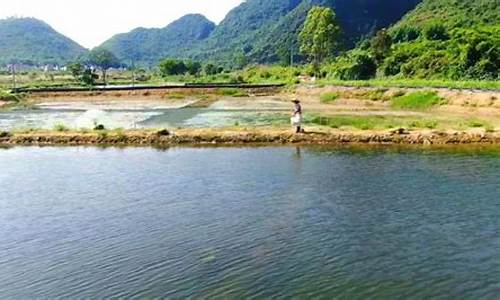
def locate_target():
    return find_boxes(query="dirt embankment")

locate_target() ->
[23,86,283,102]
[1,129,499,146]
[295,85,500,112]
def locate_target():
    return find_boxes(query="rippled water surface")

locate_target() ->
[1,146,499,298]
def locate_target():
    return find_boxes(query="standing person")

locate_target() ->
[291,99,303,133]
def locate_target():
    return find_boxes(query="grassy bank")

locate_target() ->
[1,128,499,146]
[317,79,500,90]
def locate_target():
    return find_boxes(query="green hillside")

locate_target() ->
[191,0,422,64]
[100,14,216,66]
[0,17,87,65]
[249,0,422,63]
[329,0,499,80]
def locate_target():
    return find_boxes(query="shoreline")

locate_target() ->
[1,128,499,146]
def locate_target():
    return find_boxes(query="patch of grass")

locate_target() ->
[359,89,389,101]
[320,92,340,103]
[409,120,438,129]
[53,124,69,132]
[311,115,378,130]
[311,114,442,130]
[466,119,492,129]
[216,88,249,97]
[392,91,443,110]
[165,92,186,99]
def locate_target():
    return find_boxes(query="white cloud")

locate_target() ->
[0,0,243,48]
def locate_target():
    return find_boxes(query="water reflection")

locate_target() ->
[0,146,499,298]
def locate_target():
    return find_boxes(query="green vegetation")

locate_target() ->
[310,115,443,130]
[326,0,499,81]
[299,7,340,70]
[391,91,443,110]
[310,114,496,131]
[320,92,340,103]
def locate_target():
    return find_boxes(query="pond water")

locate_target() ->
[1,146,499,298]
[0,98,289,130]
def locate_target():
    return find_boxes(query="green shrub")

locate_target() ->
[392,91,443,110]
[392,26,422,43]
[320,92,340,103]
[332,50,377,80]
[423,23,449,41]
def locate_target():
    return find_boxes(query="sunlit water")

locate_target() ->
[0,146,499,298]
[0,98,289,130]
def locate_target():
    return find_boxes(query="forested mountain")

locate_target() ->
[99,0,422,65]
[0,18,87,65]
[100,14,216,66]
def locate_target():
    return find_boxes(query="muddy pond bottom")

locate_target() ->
[1,146,499,298]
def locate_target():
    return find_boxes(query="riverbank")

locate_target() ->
[1,128,499,146]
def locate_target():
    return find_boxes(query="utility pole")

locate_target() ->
[11,63,17,90]
[131,59,135,87]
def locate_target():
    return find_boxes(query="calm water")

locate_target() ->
[1,146,499,299]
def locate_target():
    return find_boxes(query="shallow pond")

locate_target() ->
[0,146,499,298]
[0,98,290,130]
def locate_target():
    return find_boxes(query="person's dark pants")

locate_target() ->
[296,126,301,133]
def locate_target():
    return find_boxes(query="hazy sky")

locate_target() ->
[1,0,244,49]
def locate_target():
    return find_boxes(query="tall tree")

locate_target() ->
[67,62,84,82]
[299,6,341,71]
[88,48,120,85]
[371,28,393,63]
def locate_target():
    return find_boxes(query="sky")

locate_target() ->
[0,0,244,49]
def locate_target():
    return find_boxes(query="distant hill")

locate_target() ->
[193,0,303,62]
[0,17,87,66]
[100,14,216,66]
